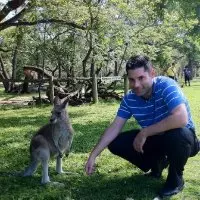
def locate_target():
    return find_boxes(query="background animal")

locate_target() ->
[23,96,74,184]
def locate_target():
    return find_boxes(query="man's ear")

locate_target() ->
[150,67,156,77]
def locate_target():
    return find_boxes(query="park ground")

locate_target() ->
[0,79,200,200]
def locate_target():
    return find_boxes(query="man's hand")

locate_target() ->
[85,156,96,175]
[133,130,147,153]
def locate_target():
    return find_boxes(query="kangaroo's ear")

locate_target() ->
[54,96,61,105]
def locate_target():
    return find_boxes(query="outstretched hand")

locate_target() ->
[133,130,147,153]
[85,156,96,175]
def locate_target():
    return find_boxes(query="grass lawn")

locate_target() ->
[0,80,200,200]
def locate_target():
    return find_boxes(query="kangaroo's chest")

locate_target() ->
[52,123,71,149]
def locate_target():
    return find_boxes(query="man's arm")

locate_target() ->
[134,103,188,153]
[85,116,127,175]
[144,103,187,136]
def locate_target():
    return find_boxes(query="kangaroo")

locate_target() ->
[23,96,74,184]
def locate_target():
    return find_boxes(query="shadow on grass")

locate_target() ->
[1,161,199,200]
[0,171,164,200]
[0,115,49,128]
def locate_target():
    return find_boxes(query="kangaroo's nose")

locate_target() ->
[50,117,55,123]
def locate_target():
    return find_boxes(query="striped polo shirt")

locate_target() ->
[117,76,195,130]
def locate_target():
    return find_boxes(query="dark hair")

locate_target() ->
[126,55,152,73]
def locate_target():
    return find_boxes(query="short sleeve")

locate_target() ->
[161,80,184,112]
[117,96,132,119]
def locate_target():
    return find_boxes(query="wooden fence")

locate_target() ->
[0,75,129,104]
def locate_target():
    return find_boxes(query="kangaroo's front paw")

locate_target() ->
[41,176,50,184]
[56,169,64,174]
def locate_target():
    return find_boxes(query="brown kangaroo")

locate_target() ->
[23,96,74,184]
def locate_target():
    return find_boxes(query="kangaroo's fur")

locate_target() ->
[23,96,74,184]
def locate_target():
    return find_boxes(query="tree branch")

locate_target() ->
[0,47,12,52]
[0,19,87,30]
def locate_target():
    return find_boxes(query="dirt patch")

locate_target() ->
[0,95,48,105]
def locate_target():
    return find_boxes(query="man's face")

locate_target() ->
[127,67,155,98]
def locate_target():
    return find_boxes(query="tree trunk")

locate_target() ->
[21,76,29,93]
[0,54,11,92]
[114,60,118,76]
[90,57,95,77]
[82,46,92,77]
[82,32,93,77]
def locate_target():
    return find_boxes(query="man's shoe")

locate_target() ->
[159,179,184,197]
[145,170,162,178]
[145,157,169,178]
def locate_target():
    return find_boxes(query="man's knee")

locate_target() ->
[107,140,117,154]
[164,128,193,157]
[108,130,139,154]
[108,139,122,155]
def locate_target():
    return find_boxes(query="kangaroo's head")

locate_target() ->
[49,96,68,124]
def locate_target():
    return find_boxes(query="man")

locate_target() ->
[85,55,199,198]
[183,67,191,86]
[166,62,177,81]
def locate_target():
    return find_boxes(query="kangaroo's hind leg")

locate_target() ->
[39,148,51,184]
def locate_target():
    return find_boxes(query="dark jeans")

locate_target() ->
[108,128,197,187]
[184,75,190,86]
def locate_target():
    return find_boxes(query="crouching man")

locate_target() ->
[85,55,199,198]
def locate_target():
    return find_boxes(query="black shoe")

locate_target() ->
[145,170,162,178]
[145,157,169,178]
[159,179,184,197]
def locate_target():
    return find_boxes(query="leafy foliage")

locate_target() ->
[0,0,200,80]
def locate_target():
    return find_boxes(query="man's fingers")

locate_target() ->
[85,163,96,175]
[133,141,143,153]
[139,146,144,154]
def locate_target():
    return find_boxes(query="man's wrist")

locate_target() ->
[141,128,150,138]
[89,151,97,160]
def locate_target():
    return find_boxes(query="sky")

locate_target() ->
[0,1,16,22]
[0,0,27,22]
[0,0,8,4]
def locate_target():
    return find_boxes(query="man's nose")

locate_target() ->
[133,80,140,88]
[50,116,56,123]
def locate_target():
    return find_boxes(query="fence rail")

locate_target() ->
[0,75,129,104]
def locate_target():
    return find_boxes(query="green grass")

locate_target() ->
[0,81,200,200]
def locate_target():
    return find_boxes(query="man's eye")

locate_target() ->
[129,78,135,83]
[139,77,143,81]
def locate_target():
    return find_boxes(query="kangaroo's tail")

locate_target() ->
[0,171,23,177]
[0,159,39,177]
[23,160,39,177]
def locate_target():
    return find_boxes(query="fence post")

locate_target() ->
[124,74,129,95]
[92,74,98,103]
[49,76,54,104]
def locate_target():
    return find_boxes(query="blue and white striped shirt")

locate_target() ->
[117,76,195,130]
